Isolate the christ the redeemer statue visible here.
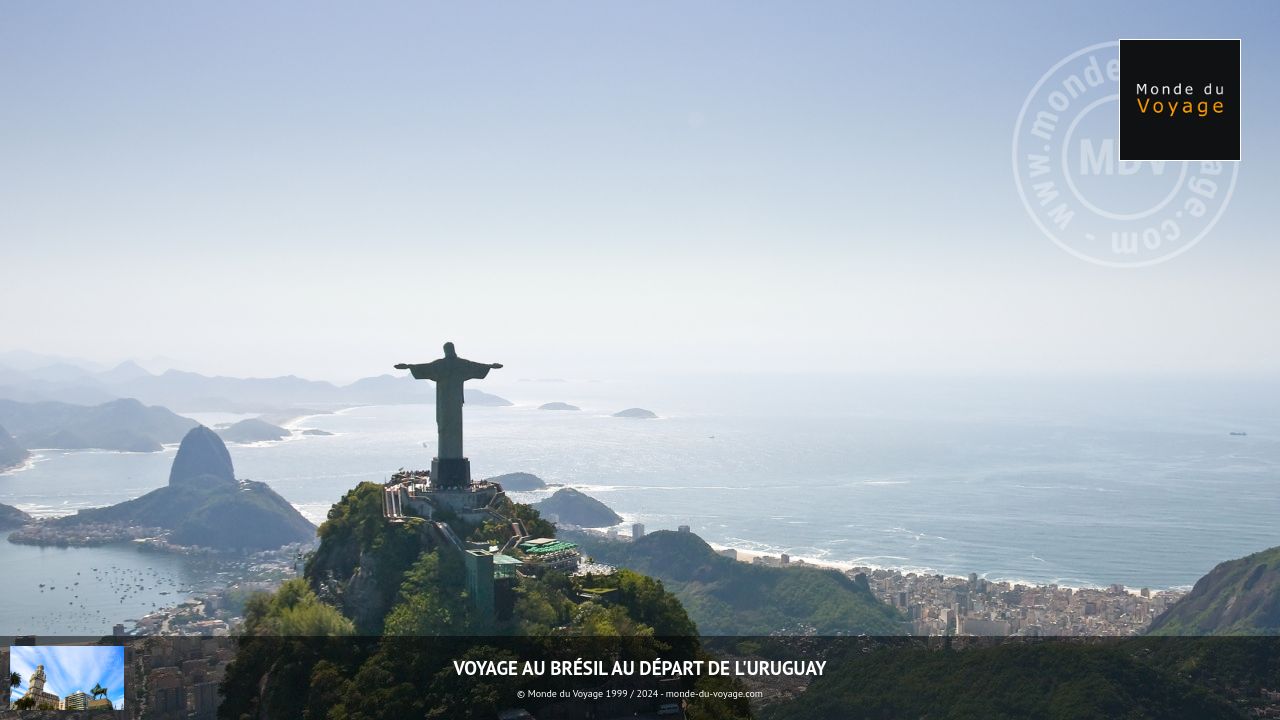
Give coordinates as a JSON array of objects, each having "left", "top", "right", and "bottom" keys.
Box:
[{"left": 395, "top": 342, "right": 502, "bottom": 488}]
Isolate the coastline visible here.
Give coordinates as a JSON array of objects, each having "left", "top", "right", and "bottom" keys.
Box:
[
  {"left": 597, "top": 515, "right": 1193, "bottom": 596},
  {"left": 4, "top": 444, "right": 1197, "bottom": 595},
  {"left": 571, "top": 524, "right": 1186, "bottom": 635},
  {"left": 0, "top": 402, "right": 1211, "bottom": 638},
  {"left": 0, "top": 452, "right": 40, "bottom": 476},
  {"left": 263, "top": 403, "right": 376, "bottom": 436},
  {"left": 702, "top": 539, "right": 1189, "bottom": 597}
]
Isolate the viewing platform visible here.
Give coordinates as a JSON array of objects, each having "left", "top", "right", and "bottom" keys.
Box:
[{"left": 382, "top": 468, "right": 507, "bottom": 525}]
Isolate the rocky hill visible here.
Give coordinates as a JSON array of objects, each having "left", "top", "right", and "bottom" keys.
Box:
[
  {"left": 571, "top": 529, "right": 904, "bottom": 635},
  {"left": 217, "top": 480, "right": 737, "bottom": 720},
  {"left": 1148, "top": 544, "right": 1280, "bottom": 635},
  {"left": 488, "top": 471, "right": 547, "bottom": 490},
  {"left": 535, "top": 488, "right": 621, "bottom": 527},
  {"left": 303, "top": 482, "right": 429, "bottom": 633},
  {"left": 0, "top": 502, "right": 31, "bottom": 529},
  {"left": 18, "top": 426, "right": 314, "bottom": 552},
  {"left": 0, "top": 423, "right": 29, "bottom": 470}
]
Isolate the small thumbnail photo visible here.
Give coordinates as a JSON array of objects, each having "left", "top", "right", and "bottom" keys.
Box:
[{"left": 8, "top": 645, "right": 124, "bottom": 711}]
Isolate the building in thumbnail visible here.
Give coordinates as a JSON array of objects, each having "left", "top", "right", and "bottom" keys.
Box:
[
  {"left": 63, "top": 691, "right": 89, "bottom": 710},
  {"left": 18, "top": 665, "right": 62, "bottom": 709}
]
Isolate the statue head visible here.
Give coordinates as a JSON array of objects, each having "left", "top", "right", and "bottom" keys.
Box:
[{"left": 443, "top": 342, "right": 457, "bottom": 358}]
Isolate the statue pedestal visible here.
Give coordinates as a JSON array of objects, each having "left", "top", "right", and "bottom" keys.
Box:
[{"left": 431, "top": 457, "right": 471, "bottom": 489}]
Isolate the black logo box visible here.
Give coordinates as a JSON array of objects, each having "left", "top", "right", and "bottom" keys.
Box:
[{"left": 1119, "top": 39, "right": 1240, "bottom": 161}]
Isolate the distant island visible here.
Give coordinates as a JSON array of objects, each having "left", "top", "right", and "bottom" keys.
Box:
[
  {"left": 0, "top": 502, "right": 31, "bottom": 530},
  {"left": 0, "top": 423, "right": 29, "bottom": 470},
  {"left": 216, "top": 418, "right": 291, "bottom": 443},
  {"left": 539, "top": 401, "right": 581, "bottom": 411},
  {"left": 300, "top": 428, "right": 334, "bottom": 436},
  {"left": 535, "top": 487, "right": 622, "bottom": 527},
  {"left": 0, "top": 397, "right": 195, "bottom": 452},
  {"left": 613, "top": 407, "right": 658, "bottom": 419},
  {"left": 8, "top": 426, "right": 315, "bottom": 552},
  {"left": 488, "top": 471, "right": 547, "bottom": 490}
]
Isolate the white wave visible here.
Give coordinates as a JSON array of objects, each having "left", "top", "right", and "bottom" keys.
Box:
[
  {"left": 561, "top": 483, "right": 746, "bottom": 493},
  {"left": 0, "top": 452, "right": 44, "bottom": 475},
  {"left": 13, "top": 502, "right": 96, "bottom": 518}
]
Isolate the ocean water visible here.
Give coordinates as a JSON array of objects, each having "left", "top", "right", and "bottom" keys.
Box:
[
  {"left": 0, "top": 530, "right": 232, "bottom": 636},
  {"left": 1, "top": 373, "right": 1278, "bottom": 633}
]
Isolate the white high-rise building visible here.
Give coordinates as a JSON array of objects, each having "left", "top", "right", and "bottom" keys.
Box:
[{"left": 63, "top": 692, "right": 90, "bottom": 710}]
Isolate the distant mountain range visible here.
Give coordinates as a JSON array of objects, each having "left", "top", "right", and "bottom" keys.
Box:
[
  {"left": 0, "top": 398, "right": 197, "bottom": 452},
  {"left": 0, "top": 353, "right": 513, "bottom": 452},
  {"left": 0, "top": 353, "right": 511, "bottom": 412},
  {"left": 15, "top": 426, "right": 315, "bottom": 552}
]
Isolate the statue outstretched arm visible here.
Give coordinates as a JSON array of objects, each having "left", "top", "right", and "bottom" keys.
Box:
[{"left": 395, "top": 362, "right": 438, "bottom": 380}]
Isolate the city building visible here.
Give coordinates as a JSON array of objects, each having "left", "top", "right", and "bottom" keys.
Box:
[
  {"left": 63, "top": 691, "right": 89, "bottom": 710},
  {"left": 18, "top": 665, "right": 62, "bottom": 710},
  {"left": 518, "top": 538, "right": 582, "bottom": 574},
  {"left": 859, "top": 566, "right": 1185, "bottom": 637}
]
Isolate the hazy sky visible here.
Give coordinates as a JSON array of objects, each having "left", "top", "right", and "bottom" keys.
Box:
[{"left": 2, "top": 2, "right": 1277, "bottom": 382}]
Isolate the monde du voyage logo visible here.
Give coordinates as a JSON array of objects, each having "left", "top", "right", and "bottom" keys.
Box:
[{"left": 1013, "top": 40, "right": 1240, "bottom": 267}]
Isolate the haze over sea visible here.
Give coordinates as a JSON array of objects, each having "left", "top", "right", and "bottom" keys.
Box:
[{"left": 2, "top": 373, "right": 1278, "bottom": 635}]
